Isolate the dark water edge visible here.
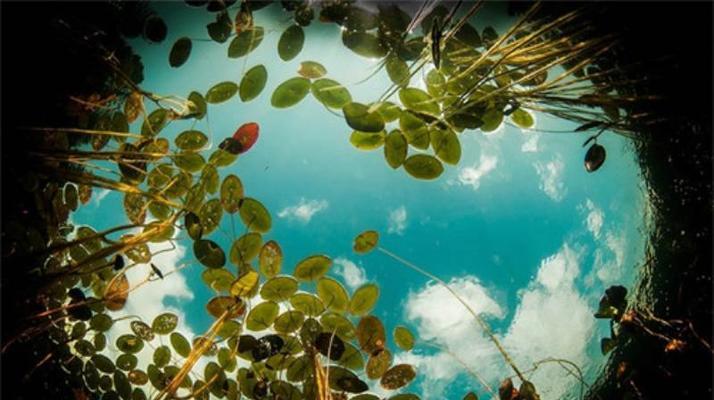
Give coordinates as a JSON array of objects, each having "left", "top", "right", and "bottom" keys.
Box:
[{"left": 1, "top": 2, "right": 712, "bottom": 400}]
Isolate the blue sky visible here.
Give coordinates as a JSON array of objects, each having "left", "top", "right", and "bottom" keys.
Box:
[{"left": 73, "top": 3, "right": 651, "bottom": 399}]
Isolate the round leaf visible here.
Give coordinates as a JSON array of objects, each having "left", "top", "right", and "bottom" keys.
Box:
[
  {"left": 228, "top": 26, "right": 265, "bottom": 58},
  {"left": 239, "top": 197, "right": 271, "bottom": 232},
  {"left": 259, "top": 240, "right": 283, "bottom": 277},
  {"left": 380, "top": 364, "right": 416, "bottom": 390},
  {"left": 274, "top": 310, "right": 305, "bottom": 333},
  {"left": 220, "top": 174, "right": 244, "bottom": 213},
  {"left": 293, "top": 255, "right": 332, "bottom": 281},
  {"left": 260, "top": 276, "right": 298, "bottom": 302},
  {"left": 170, "top": 332, "right": 191, "bottom": 357},
  {"left": 207, "top": 296, "right": 246, "bottom": 319},
  {"left": 246, "top": 301, "right": 280, "bottom": 331},
  {"left": 511, "top": 108, "right": 534, "bottom": 129},
  {"left": 230, "top": 270, "right": 260, "bottom": 297},
  {"left": 316, "top": 277, "right": 349, "bottom": 312},
  {"left": 298, "top": 61, "right": 327, "bottom": 79},
  {"left": 384, "top": 129, "right": 408, "bottom": 168},
  {"left": 399, "top": 87, "right": 440, "bottom": 116},
  {"left": 350, "top": 130, "right": 386, "bottom": 150},
  {"left": 429, "top": 128, "right": 461, "bottom": 165},
  {"left": 194, "top": 239, "right": 226, "bottom": 268},
  {"left": 357, "top": 316, "right": 385, "bottom": 354},
  {"left": 353, "top": 230, "right": 379, "bottom": 253},
  {"left": 230, "top": 232, "right": 263, "bottom": 264},
  {"left": 175, "top": 130, "right": 208, "bottom": 150},
  {"left": 350, "top": 284, "right": 379, "bottom": 315},
  {"left": 152, "top": 312, "right": 178, "bottom": 335},
  {"left": 290, "top": 293, "right": 325, "bottom": 316}
]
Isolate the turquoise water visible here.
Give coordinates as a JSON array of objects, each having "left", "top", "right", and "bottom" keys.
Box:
[{"left": 73, "top": 3, "right": 650, "bottom": 399}]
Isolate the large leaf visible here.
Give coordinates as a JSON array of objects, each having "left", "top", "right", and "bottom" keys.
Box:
[
  {"left": 298, "top": 61, "right": 327, "bottom": 79},
  {"left": 293, "top": 255, "right": 332, "bottom": 281},
  {"left": 316, "top": 277, "right": 349, "bottom": 312},
  {"left": 239, "top": 197, "right": 271, "bottom": 232},
  {"left": 311, "top": 78, "right": 352, "bottom": 109},
  {"left": 271, "top": 77, "right": 311, "bottom": 108},
  {"left": 228, "top": 26, "right": 265, "bottom": 58},
  {"left": 403, "top": 154, "right": 444, "bottom": 180},
  {"left": 278, "top": 25, "right": 304, "bottom": 61},
  {"left": 239, "top": 65, "right": 268, "bottom": 102},
  {"left": 349, "top": 284, "right": 379, "bottom": 315},
  {"left": 343, "top": 102, "right": 385, "bottom": 132},
  {"left": 429, "top": 128, "right": 461, "bottom": 165},
  {"left": 169, "top": 37, "right": 192, "bottom": 67}
]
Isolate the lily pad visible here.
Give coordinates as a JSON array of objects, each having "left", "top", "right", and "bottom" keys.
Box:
[
  {"left": 399, "top": 87, "right": 440, "bottom": 116},
  {"left": 399, "top": 111, "right": 430, "bottom": 149},
  {"left": 220, "top": 174, "right": 244, "bottom": 213},
  {"left": 353, "top": 230, "right": 379, "bottom": 253},
  {"left": 403, "top": 154, "right": 444, "bottom": 180},
  {"left": 298, "top": 61, "right": 327, "bottom": 79},
  {"left": 311, "top": 78, "right": 352, "bottom": 109},
  {"left": 246, "top": 301, "right": 280, "bottom": 331},
  {"left": 205, "top": 81, "right": 239, "bottom": 104},
  {"left": 349, "top": 283, "right": 379, "bottom": 315},
  {"left": 328, "top": 365, "right": 368, "bottom": 393},
  {"left": 152, "top": 313, "right": 178, "bottom": 335},
  {"left": 350, "top": 130, "right": 386, "bottom": 150},
  {"left": 274, "top": 310, "right": 305, "bottom": 333},
  {"left": 239, "top": 197, "right": 272, "bottom": 232},
  {"left": 384, "top": 129, "right": 408, "bottom": 168},
  {"left": 230, "top": 232, "right": 263, "bottom": 264},
  {"left": 343, "top": 102, "right": 385, "bottom": 132},
  {"left": 239, "top": 65, "right": 268, "bottom": 102},
  {"left": 194, "top": 239, "right": 226, "bottom": 268},
  {"left": 429, "top": 128, "right": 461, "bottom": 165},
  {"left": 357, "top": 316, "right": 385, "bottom": 354},
  {"left": 278, "top": 25, "right": 304, "bottom": 61},
  {"left": 386, "top": 54, "right": 410, "bottom": 87},
  {"left": 511, "top": 108, "right": 534, "bottom": 129},
  {"left": 290, "top": 293, "right": 325, "bottom": 316},
  {"left": 393, "top": 326, "right": 415, "bottom": 351},
  {"left": 170, "top": 332, "right": 191, "bottom": 357},
  {"left": 293, "top": 255, "right": 332, "bottom": 281},
  {"left": 271, "top": 77, "right": 311, "bottom": 108},
  {"left": 260, "top": 276, "right": 298, "bottom": 302},
  {"left": 316, "top": 277, "right": 350, "bottom": 312},
  {"left": 175, "top": 130, "right": 208, "bottom": 150},
  {"left": 380, "top": 364, "right": 416, "bottom": 390},
  {"left": 230, "top": 269, "right": 260, "bottom": 297},
  {"left": 228, "top": 26, "right": 265, "bottom": 58},
  {"left": 169, "top": 37, "right": 192, "bottom": 67},
  {"left": 259, "top": 240, "right": 283, "bottom": 277},
  {"left": 116, "top": 334, "right": 144, "bottom": 354},
  {"left": 207, "top": 296, "right": 245, "bottom": 319}
]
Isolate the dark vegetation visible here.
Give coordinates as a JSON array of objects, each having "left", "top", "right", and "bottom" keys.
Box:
[{"left": 1, "top": 1, "right": 711, "bottom": 399}]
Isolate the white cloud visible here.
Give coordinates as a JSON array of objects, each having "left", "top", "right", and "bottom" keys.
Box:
[
  {"left": 534, "top": 156, "right": 566, "bottom": 201},
  {"left": 456, "top": 154, "right": 498, "bottom": 190},
  {"left": 398, "top": 245, "right": 594, "bottom": 399},
  {"left": 583, "top": 199, "right": 604, "bottom": 239},
  {"left": 277, "top": 198, "right": 328, "bottom": 223},
  {"left": 593, "top": 231, "right": 626, "bottom": 285},
  {"left": 387, "top": 206, "right": 408, "bottom": 235},
  {"left": 333, "top": 257, "right": 367, "bottom": 290},
  {"left": 521, "top": 133, "right": 540, "bottom": 153}
]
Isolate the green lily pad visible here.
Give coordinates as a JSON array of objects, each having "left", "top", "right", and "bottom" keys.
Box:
[
  {"left": 376, "top": 101, "right": 401, "bottom": 122},
  {"left": 290, "top": 293, "right": 325, "bottom": 316},
  {"left": 239, "top": 197, "right": 271, "bottom": 232},
  {"left": 169, "top": 37, "right": 192, "bottom": 67},
  {"left": 187, "top": 91, "right": 207, "bottom": 119},
  {"left": 311, "top": 78, "right": 352, "bottom": 109},
  {"left": 116, "top": 334, "right": 144, "bottom": 354},
  {"left": 393, "top": 326, "right": 415, "bottom": 351},
  {"left": 260, "top": 276, "right": 298, "bottom": 302},
  {"left": 274, "top": 310, "right": 305, "bottom": 333},
  {"left": 205, "top": 81, "right": 239, "bottom": 104},
  {"left": 228, "top": 26, "right": 265, "bottom": 58},
  {"left": 357, "top": 316, "right": 385, "bottom": 354},
  {"left": 350, "top": 130, "right": 386, "bottom": 150},
  {"left": 278, "top": 25, "right": 304, "bottom": 61},
  {"left": 366, "top": 349, "right": 392, "bottom": 379},
  {"left": 403, "top": 154, "right": 444, "bottom": 180},
  {"left": 259, "top": 240, "right": 283, "bottom": 277},
  {"left": 220, "top": 174, "right": 244, "bottom": 213},
  {"left": 386, "top": 54, "right": 410, "bottom": 87},
  {"left": 199, "top": 198, "right": 223, "bottom": 235},
  {"left": 353, "top": 230, "right": 379, "bottom": 253},
  {"left": 384, "top": 130, "right": 408, "bottom": 168},
  {"left": 152, "top": 313, "right": 178, "bottom": 335},
  {"left": 430, "top": 128, "right": 461, "bottom": 165},
  {"left": 298, "top": 61, "right": 327, "bottom": 79},
  {"left": 175, "top": 130, "right": 208, "bottom": 150},
  {"left": 170, "top": 332, "right": 191, "bottom": 357},
  {"left": 316, "top": 277, "right": 350, "bottom": 312},
  {"left": 246, "top": 301, "right": 280, "bottom": 331},
  {"left": 201, "top": 268, "right": 235, "bottom": 292},
  {"left": 399, "top": 87, "right": 440, "bottom": 116},
  {"left": 511, "top": 108, "right": 534, "bottom": 129},
  {"left": 116, "top": 353, "right": 138, "bottom": 371},
  {"left": 349, "top": 283, "right": 379, "bottom": 315},
  {"left": 293, "top": 255, "right": 332, "bottom": 281},
  {"left": 271, "top": 77, "right": 311, "bottom": 108},
  {"left": 239, "top": 65, "right": 268, "bottom": 102},
  {"left": 174, "top": 151, "right": 206, "bottom": 173},
  {"left": 230, "top": 232, "right": 263, "bottom": 264},
  {"left": 399, "top": 111, "right": 430, "bottom": 149},
  {"left": 194, "top": 239, "right": 226, "bottom": 268},
  {"left": 343, "top": 102, "right": 385, "bottom": 133},
  {"left": 321, "top": 312, "right": 356, "bottom": 340}
]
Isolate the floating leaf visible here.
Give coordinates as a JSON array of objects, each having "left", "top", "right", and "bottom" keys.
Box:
[
  {"left": 246, "top": 301, "right": 280, "bottom": 331},
  {"left": 274, "top": 310, "right": 305, "bottom": 333},
  {"left": 293, "top": 255, "right": 332, "bottom": 281},
  {"left": 328, "top": 365, "right": 368, "bottom": 393},
  {"left": 169, "top": 37, "right": 192, "bottom": 67},
  {"left": 220, "top": 175, "right": 244, "bottom": 213},
  {"left": 252, "top": 334, "right": 284, "bottom": 361},
  {"left": 228, "top": 26, "right": 265, "bottom": 58},
  {"left": 116, "top": 334, "right": 144, "bottom": 354},
  {"left": 350, "top": 130, "right": 386, "bottom": 150},
  {"left": 271, "top": 77, "right": 311, "bottom": 108},
  {"left": 430, "top": 128, "right": 461, "bottom": 165},
  {"left": 259, "top": 240, "right": 283, "bottom": 277},
  {"left": 353, "top": 230, "right": 379, "bottom": 254},
  {"left": 171, "top": 332, "right": 191, "bottom": 357},
  {"left": 207, "top": 11, "right": 232, "bottom": 43},
  {"left": 187, "top": 91, "right": 207, "bottom": 119},
  {"left": 350, "top": 284, "right": 379, "bottom": 315},
  {"left": 207, "top": 296, "right": 246, "bottom": 319},
  {"left": 278, "top": 25, "right": 305, "bottom": 61},
  {"left": 380, "top": 364, "right": 416, "bottom": 390},
  {"left": 230, "top": 233, "right": 263, "bottom": 264},
  {"left": 175, "top": 130, "right": 208, "bottom": 150},
  {"left": 403, "top": 154, "right": 443, "bottom": 180},
  {"left": 511, "top": 108, "right": 534, "bottom": 129},
  {"left": 105, "top": 273, "right": 129, "bottom": 311},
  {"left": 239, "top": 197, "right": 272, "bottom": 232},
  {"left": 386, "top": 54, "right": 410, "bottom": 87},
  {"left": 384, "top": 129, "right": 408, "bottom": 169},
  {"left": 90, "top": 314, "right": 113, "bottom": 332},
  {"left": 317, "top": 277, "right": 350, "bottom": 312},
  {"left": 202, "top": 268, "right": 235, "bottom": 292},
  {"left": 141, "top": 108, "right": 172, "bottom": 137},
  {"left": 343, "top": 102, "right": 385, "bottom": 132},
  {"left": 290, "top": 293, "right": 325, "bottom": 316},
  {"left": 393, "top": 326, "right": 415, "bottom": 350},
  {"left": 131, "top": 321, "right": 155, "bottom": 341},
  {"left": 376, "top": 101, "right": 401, "bottom": 122},
  {"left": 230, "top": 270, "right": 259, "bottom": 297},
  {"left": 321, "top": 312, "right": 356, "bottom": 340},
  {"left": 339, "top": 342, "right": 365, "bottom": 370},
  {"left": 311, "top": 78, "right": 352, "bottom": 109},
  {"left": 239, "top": 65, "right": 268, "bottom": 102},
  {"left": 231, "top": 122, "right": 260, "bottom": 153},
  {"left": 152, "top": 313, "right": 178, "bottom": 335},
  {"left": 194, "top": 239, "right": 226, "bottom": 268},
  {"left": 356, "top": 316, "right": 385, "bottom": 354},
  {"left": 585, "top": 143, "right": 606, "bottom": 172},
  {"left": 260, "top": 276, "right": 298, "bottom": 302},
  {"left": 342, "top": 31, "right": 388, "bottom": 58},
  {"left": 206, "top": 81, "right": 239, "bottom": 104},
  {"left": 174, "top": 151, "right": 206, "bottom": 173},
  {"left": 425, "top": 69, "right": 446, "bottom": 97},
  {"left": 298, "top": 61, "right": 327, "bottom": 79},
  {"left": 315, "top": 332, "right": 345, "bottom": 360},
  {"left": 199, "top": 198, "right": 223, "bottom": 234},
  {"left": 399, "top": 87, "right": 440, "bottom": 116},
  {"left": 116, "top": 353, "right": 137, "bottom": 371},
  {"left": 399, "top": 111, "right": 430, "bottom": 149},
  {"left": 366, "top": 349, "right": 392, "bottom": 379},
  {"left": 480, "top": 107, "right": 503, "bottom": 132}
]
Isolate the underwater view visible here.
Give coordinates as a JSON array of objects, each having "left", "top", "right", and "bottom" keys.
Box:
[{"left": 1, "top": 1, "right": 711, "bottom": 400}]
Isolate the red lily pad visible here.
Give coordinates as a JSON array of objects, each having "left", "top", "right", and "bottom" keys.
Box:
[{"left": 232, "top": 122, "right": 260, "bottom": 154}]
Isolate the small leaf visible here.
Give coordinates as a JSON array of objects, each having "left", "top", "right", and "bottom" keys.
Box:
[
  {"left": 194, "top": 239, "right": 226, "bottom": 268},
  {"left": 403, "top": 154, "right": 444, "bottom": 180},
  {"left": 239, "top": 65, "right": 268, "bottom": 102},
  {"left": 230, "top": 270, "right": 260, "bottom": 297},
  {"left": 393, "top": 326, "right": 415, "bottom": 350},
  {"left": 429, "top": 128, "right": 461, "bottom": 165},
  {"left": 399, "top": 87, "right": 440, "bottom": 116},
  {"left": 349, "top": 284, "right": 379, "bottom": 316},
  {"left": 259, "top": 240, "right": 283, "bottom": 278},
  {"left": 584, "top": 143, "right": 606, "bottom": 172},
  {"left": 220, "top": 175, "right": 244, "bottom": 213},
  {"left": 206, "top": 81, "right": 239, "bottom": 104},
  {"left": 152, "top": 313, "right": 178, "bottom": 335},
  {"left": 290, "top": 293, "right": 325, "bottom": 316},
  {"left": 171, "top": 332, "right": 191, "bottom": 357},
  {"left": 278, "top": 25, "right": 305, "bottom": 61},
  {"left": 187, "top": 91, "right": 207, "bottom": 119},
  {"left": 230, "top": 232, "right": 263, "bottom": 264},
  {"left": 386, "top": 54, "right": 410, "bottom": 87},
  {"left": 298, "top": 61, "right": 327, "bottom": 79},
  {"left": 356, "top": 316, "right": 385, "bottom": 354},
  {"left": 384, "top": 130, "right": 408, "bottom": 168},
  {"left": 228, "top": 26, "right": 265, "bottom": 58},
  {"left": 366, "top": 349, "right": 392, "bottom": 379},
  {"left": 207, "top": 296, "right": 246, "bottom": 319},
  {"left": 260, "top": 276, "right": 298, "bottom": 302},
  {"left": 246, "top": 301, "right": 280, "bottom": 331},
  {"left": 353, "top": 230, "right": 379, "bottom": 254},
  {"left": 350, "top": 130, "right": 386, "bottom": 150},
  {"left": 169, "top": 37, "right": 192, "bottom": 67},
  {"left": 105, "top": 273, "right": 129, "bottom": 311},
  {"left": 271, "top": 77, "right": 311, "bottom": 108},
  {"left": 175, "top": 130, "right": 208, "bottom": 150},
  {"left": 343, "top": 102, "right": 385, "bottom": 133},
  {"left": 311, "top": 78, "right": 352, "bottom": 109},
  {"left": 239, "top": 197, "right": 272, "bottom": 232},
  {"left": 293, "top": 255, "right": 332, "bottom": 281},
  {"left": 511, "top": 108, "right": 534, "bottom": 129},
  {"left": 380, "top": 364, "right": 416, "bottom": 390},
  {"left": 342, "top": 31, "right": 388, "bottom": 58},
  {"left": 316, "top": 277, "right": 350, "bottom": 312}
]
